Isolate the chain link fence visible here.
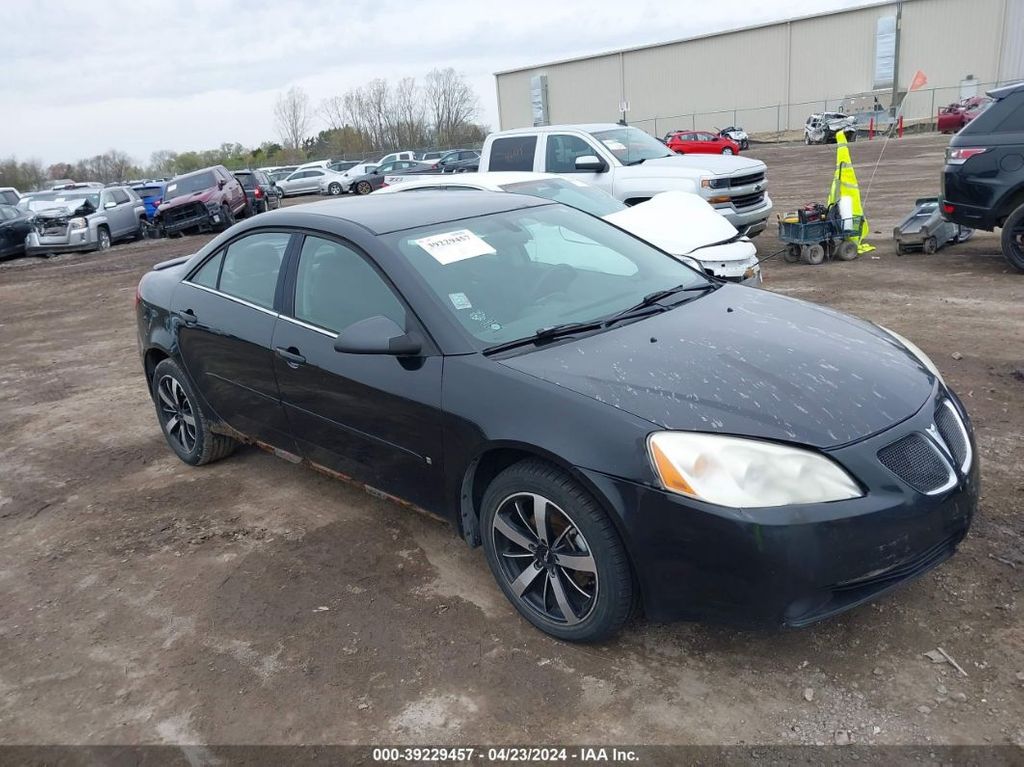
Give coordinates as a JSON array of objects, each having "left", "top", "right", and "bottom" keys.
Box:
[{"left": 627, "top": 79, "right": 1015, "bottom": 142}]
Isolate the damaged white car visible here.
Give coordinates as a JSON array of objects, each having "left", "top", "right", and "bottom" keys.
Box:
[
  {"left": 804, "top": 112, "right": 858, "bottom": 145},
  {"left": 23, "top": 187, "right": 146, "bottom": 256},
  {"left": 374, "top": 172, "right": 761, "bottom": 285}
]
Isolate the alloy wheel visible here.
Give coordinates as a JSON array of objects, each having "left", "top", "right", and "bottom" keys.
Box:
[
  {"left": 490, "top": 492, "right": 598, "bottom": 626},
  {"left": 98, "top": 228, "right": 111, "bottom": 250},
  {"left": 357, "top": 181, "right": 372, "bottom": 195},
  {"left": 157, "top": 375, "right": 197, "bottom": 453},
  {"left": 329, "top": 182, "right": 342, "bottom": 195}
]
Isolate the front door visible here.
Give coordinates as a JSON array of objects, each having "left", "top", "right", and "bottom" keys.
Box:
[
  {"left": 543, "top": 133, "right": 605, "bottom": 187},
  {"left": 172, "top": 230, "right": 296, "bottom": 450},
  {"left": 272, "top": 234, "right": 444, "bottom": 512}
]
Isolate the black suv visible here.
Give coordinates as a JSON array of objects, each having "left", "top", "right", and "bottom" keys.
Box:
[
  {"left": 942, "top": 81, "right": 1024, "bottom": 271},
  {"left": 234, "top": 170, "right": 282, "bottom": 214}
]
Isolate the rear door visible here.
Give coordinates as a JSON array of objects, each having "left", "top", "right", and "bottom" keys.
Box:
[
  {"left": 171, "top": 230, "right": 296, "bottom": 450},
  {"left": 272, "top": 233, "right": 444, "bottom": 511}
]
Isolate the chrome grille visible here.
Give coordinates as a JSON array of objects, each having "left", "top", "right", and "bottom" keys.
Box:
[
  {"left": 729, "top": 171, "right": 765, "bottom": 188},
  {"left": 877, "top": 433, "right": 954, "bottom": 494},
  {"left": 935, "top": 401, "right": 970, "bottom": 472},
  {"left": 730, "top": 191, "right": 766, "bottom": 209}
]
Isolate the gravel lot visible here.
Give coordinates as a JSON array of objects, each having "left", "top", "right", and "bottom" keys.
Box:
[{"left": 1, "top": 133, "right": 1022, "bottom": 748}]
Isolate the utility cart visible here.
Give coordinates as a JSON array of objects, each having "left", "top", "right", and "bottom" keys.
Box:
[{"left": 779, "top": 207, "right": 862, "bottom": 265}]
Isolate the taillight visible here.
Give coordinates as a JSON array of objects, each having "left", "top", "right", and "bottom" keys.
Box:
[
  {"left": 946, "top": 147, "right": 987, "bottom": 165},
  {"left": 254, "top": 187, "right": 263, "bottom": 198},
  {"left": 134, "top": 282, "right": 143, "bottom": 309},
  {"left": 154, "top": 198, "right": 162, "bottom": 206},
  {"left": 943, "top": 203, "right": 955, "bottom": 214}
]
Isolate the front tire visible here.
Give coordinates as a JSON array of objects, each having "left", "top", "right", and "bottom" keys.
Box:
[
  {"left": 328, "top": 182, "right": 342, "bottom": 196},
  {"left": 480, "top": 459, "right": 636, "bottom": 642},
  {"left": 220, "top": 203, "right": 235, "bottom": 230},
  {"left": 97, "top": 226, "right": 111, "bottom": 251},
  {"left": 722, "top": 147, "right": 734, "bottom": 155},
  {"left": 1000, "top": 203, "right": 1024, "bottom": 273},
  {"left": 355, "top": 180, "right": 373, "bottom": 196},
  {"left": 151, "top": 358, "right": 237, "bottom": 466}
]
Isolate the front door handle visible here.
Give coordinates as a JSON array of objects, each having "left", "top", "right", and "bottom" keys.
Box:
[
  {"left": 275, "top": 346, "right": 306, "bottom": 367},
  {"left": 177, "top": 309, "right": 198, "bottom": 325}
]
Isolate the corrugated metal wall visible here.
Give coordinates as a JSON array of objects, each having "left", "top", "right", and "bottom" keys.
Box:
[{"left": 495, "top": 0, "right": 1012, "bottom": 133}]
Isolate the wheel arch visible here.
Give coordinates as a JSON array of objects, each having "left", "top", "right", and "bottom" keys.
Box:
[
  {"left": 995, "top": 186, "right": 1024, "bottom": 226},
  {"left": 456, "top": 441, "right": 627, "bottom": 551}
]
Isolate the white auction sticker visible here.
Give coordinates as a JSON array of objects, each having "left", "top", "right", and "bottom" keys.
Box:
[
  {"left": 415, "top": 229, "right": 495, "bottom": 265},
  {"left": 448, "top": 292, "right": 472, "bottom": 310}
]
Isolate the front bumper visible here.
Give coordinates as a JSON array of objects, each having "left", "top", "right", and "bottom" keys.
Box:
[
  {"left": 159, "top": 204, "right": 222, "bottom": 235},
  {"left": 691, "top": 241, "right": 761, "bottom": 285},
  {"left": 581, "top": 390, "right": 978, "bottom": 627},
  {"left": 25, "top": 228, "right": 97, "bottom": 254},
  {"left": 715, "top": 193, "right": 772, "bottom": 237}
]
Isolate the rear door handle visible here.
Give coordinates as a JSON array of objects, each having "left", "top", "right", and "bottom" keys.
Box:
[
  {"left": 275, "top": 346, "right": 306, "bottom": 366},
  {"left": 177, "top": 309, "right": 198, "bottom": 325}
]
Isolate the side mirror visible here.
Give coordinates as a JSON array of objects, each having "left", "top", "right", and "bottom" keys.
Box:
[
  {"left": 333, "top": 315, "right": 422, "bottom": 356},
  {"left": 574, "top": 155, "right": 607, "bottom": 172},
  {"left": 218, "top": 179, "right": 226, "bottom": 189},
  {"left": 104, "top": 200, "right": 117, "bottom": 209}
]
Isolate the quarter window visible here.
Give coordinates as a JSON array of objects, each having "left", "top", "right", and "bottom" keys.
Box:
[
  {"left": 293, "top": 236, "right": 405, "bottom": 333},
  {"left": 191, "top": 251, "right": 223, "bottom": 289},
  {"left": 217, "top": 232, "right": 290, "bottom": 309}
]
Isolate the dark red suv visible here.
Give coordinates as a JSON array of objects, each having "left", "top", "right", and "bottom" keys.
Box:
[{"left": 155, "top": 165, "right": 248, "bottom": 236}]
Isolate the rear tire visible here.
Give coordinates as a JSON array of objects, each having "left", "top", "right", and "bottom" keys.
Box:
[
  {"left": 480, "top": 459, "right": 636, "bottom": 642},
  {"left": 1000, "top": 203, "right": 1024, "bottom": 272},
  {"left": 923, "top": 236, "right": 938, "bottom": 255},
  {"left": 722, "top": 147, "right": 734, "bottom": 155},
  {"left": 328, "top": 182, "right": 342, "bottom": 196},
  {"left": 151, "top": 358, "right": 237, "bottom": 466},
  {"left": 837, "top": 240, "right": 858, "bottom": 261},
  {"left": 355, "top": 180, "right": 372, "bottom": 195}
]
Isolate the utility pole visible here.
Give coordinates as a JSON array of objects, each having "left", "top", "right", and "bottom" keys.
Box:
[{"left": 890, "top": 2, "right": 903, "bottom": 113}]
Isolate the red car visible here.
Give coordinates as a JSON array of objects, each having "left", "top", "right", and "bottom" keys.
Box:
[
  {"left": 664, "top": 130, "right": 741, "bottom": 155},
  {"left": 937, "top": 96, "right": 992, "bottom": 134}
]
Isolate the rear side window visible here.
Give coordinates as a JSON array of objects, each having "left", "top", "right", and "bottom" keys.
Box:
[
  {"left": 236, "top": 174, "right": 256, "bottom": 189},
  {"left": 216, "top": 232, "right": 291, "bottom": 309},
  {"left": 992, "top": 101, "right": 1024, "bottom": 132},
  {"left": 963, "top": 93, "right": 1024, "bottom": 135},
  {"left": 0, "top": 190, "right": 19, "bottom": 205},
  {"left": 489, "top": 136, "right": 536, "bottom": 171}
]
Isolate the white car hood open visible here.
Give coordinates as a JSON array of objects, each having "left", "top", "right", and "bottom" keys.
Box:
[{"left": 605, "top": 191, "right": 753, "bottom": 261}]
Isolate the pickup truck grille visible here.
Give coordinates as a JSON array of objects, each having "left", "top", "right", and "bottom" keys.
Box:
[
  {"left": 730, "top": 191, "right": 766, "bottom": 209},
  {"left": 161, "top": 202, "right": 208, "bottom": 227},
  {"left": 728, "top": 171, "right": 765, "bottom": 188}
]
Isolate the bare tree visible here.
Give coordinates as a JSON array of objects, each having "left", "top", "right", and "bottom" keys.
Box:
[
  {"left": 319, "top": 95, "right": 347, "bottom": 132},
  {"left": 274, "top": 86, "right": 313, "bottom": 150},
  {"left": 424, "top": 68, "right": 479, "bottom": 147},
  {"left": 391, "top": 77, "right": 429, "bottom": 148}
]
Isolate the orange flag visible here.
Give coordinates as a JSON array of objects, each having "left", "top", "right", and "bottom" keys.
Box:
[{"left": 909, "top": 70, "right": 928, "bottom": 91}]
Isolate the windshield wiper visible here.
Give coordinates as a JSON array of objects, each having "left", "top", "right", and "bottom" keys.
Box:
[
  {"left": 482, "top": 320, "right": 605, "bottom": 356},
  {"left": 625, "top": 158, "right": 649, "bottom": 166},
  {"left": 689, "top": 232, "right": 746, "bottom": 252},
  {"left": 606, "top": 282, "right": 718, "bottom": 321}
]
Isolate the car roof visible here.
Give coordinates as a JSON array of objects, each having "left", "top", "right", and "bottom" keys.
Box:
[
  {"left": 380, "top": 171, "right": 557, "bottom": 192},
  {"left": 988, "top": 80, "right": 1024, "bottom": 99},
  {"left": 269, "top": 190, "right": 549, "bottom": 235},
  {"left": 490, "top": 123, "right": 625, "bottom": 136}
]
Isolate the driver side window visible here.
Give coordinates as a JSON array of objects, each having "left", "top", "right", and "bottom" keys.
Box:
[
  {"left": 293, "top": 236, "right": 406, "bottom": 333},
  {"left": 545, "top": 134, "right": 594, "bottom": 173}
]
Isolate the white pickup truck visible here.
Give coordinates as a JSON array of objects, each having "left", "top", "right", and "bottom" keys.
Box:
[{"left": 477, "top": 123, "right": 772, "bottom": 236}]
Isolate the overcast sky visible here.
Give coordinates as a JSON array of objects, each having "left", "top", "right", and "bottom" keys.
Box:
[{"left": 2, "top": 0, "right": 866, "bottom": 166}]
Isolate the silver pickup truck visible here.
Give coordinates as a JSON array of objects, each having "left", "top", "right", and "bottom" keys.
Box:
[
  {"left": 24, "top": 186, "right": 147, "bottom": 255},
  {"left": 478, "top": 123, "right": 772, "bottom": 236}
]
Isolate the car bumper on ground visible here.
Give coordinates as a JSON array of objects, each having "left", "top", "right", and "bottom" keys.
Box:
[
  {"left": 580, "top": 390, "right": 978, "bottom": 627},
  {"left": 25, "top": 229, "right": 98, "bottom": 254},
  {"left": 159, "top": 205, "right": 223, "bottom": 235}
]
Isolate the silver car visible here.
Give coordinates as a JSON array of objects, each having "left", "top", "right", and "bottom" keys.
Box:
[
  {"left": 276, "top": 167, "right": 328, "bottom": 197},
  {"left": 318, "top": 162, "right": 378, "bottom": 195},
  {"left": 24, "top": 186, "right": 146, "bottom": 255}
]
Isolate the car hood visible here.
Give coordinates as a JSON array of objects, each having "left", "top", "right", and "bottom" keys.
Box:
[
  {"left": 30, "top": 199, "right": 95, "bottom": 218},
  {"left": 158, "top": 190, "right": 216, "bottom": 211},
  {"left": 633, "top": 154, "right": 764, "bottom": 177},
  {"left": 604, "top": 191, "right": 740, "bottom": 256},
  {"left": 498, "top": 286, "right": 934, "bottom": 448}
]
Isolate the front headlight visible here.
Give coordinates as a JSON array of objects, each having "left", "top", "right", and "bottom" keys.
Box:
[
  {"left": 69, "top": 217, "right": 87, "bottom": 230},
  {"left": 700, "top": 177, "right": 728, "bottom": 189},
  {"left": 647, "top": 432, "right": 862, "bottom": 508},
  {"left": 877, "top": 325, "right": 944, "bottom": 386}
]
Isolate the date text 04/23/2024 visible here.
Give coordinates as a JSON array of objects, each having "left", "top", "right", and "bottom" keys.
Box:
[{"left": 371, "top": 747, "right": 640, "bottom": 762}]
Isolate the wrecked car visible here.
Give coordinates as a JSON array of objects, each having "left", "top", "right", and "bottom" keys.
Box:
[
  {"left": 136, "top": 191, "right": 976, "bottom": 642},
  {"left": 154, "top": 166, "right": 248, "bottom": 236},
  {"left": 805, "top": 112, "right": 858, "bottom": 144},
  {"left": 24, "top": 187, "right": 146, "bottom": 256}
]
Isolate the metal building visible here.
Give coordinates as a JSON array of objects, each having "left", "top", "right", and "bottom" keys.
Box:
[{"left": 495, "top": 0, "right": 1024, "bottom": 137}]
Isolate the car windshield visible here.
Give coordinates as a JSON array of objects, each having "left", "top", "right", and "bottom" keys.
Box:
[
  {"left": 500, "top": 178, "right": 626, "bottom": 218},
  {"left": 589, "top": 127, "right": 673, "bottom": 164},
  {"left": 386, "top": 203, "right": 709, "bottom": 348},
  {"left": 164, "top": 172, "right": 216, "bottom": 201}
]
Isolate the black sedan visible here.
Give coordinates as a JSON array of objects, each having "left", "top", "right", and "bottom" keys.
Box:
[
  {"left": 0, "top": 204, "right": 34, "bottom": 259},
  {"left": 136, "top": 193, "right": 977, "bottom": 641}
]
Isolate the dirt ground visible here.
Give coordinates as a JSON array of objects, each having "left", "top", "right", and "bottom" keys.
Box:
[{"left": 1, "top": 133, "right": 1022, "bottom": 749}]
